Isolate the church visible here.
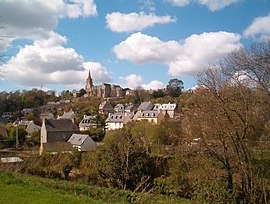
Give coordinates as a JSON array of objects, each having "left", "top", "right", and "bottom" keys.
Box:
[{"left": 84, "top": 70, "right": 128, "bottom": 98}]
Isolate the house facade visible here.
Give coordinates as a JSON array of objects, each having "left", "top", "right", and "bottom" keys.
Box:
[
  {"left": 40, "top": 118, "right": 79, "bottom": 154},
  {"left": 136, "top": 110, "right": 165, "bottom": 124},
  {"left": 105, "top": 112, "right": 131, "bottom": 131},
  {"left": 79, "top": 115, "right": 97, "bottom": 131}
]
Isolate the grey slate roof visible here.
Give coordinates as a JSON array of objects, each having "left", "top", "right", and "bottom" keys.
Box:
[
  {"left": 68, "top": 134, "right": 90, "bottom": 146},
  {"left": 137, "top": 102, "right": 154, "bottom": 111},
  {"left": 105, "top": 113, "right": 126, "bottom": 123},
  {"left": 45, "top": 119, "right": 79, "bottom": 132}
]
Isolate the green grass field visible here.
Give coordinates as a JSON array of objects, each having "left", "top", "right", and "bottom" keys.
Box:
[
  {"left": 0, "top": 172, "right": 191, "bottom": 204},
  {"left": 0, "top": 173, "right": 104, "bottom": 204}
]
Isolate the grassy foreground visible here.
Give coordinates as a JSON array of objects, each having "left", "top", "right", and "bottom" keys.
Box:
[{"left": 0, "top": 172, "right": 191, "bottom": 204}]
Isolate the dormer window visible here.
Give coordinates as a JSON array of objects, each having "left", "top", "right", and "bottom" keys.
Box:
[{"left": 152, "top": 113, "right": 155, "bottom": 116}]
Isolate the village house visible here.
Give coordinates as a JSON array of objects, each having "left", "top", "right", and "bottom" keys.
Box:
[
  {"left": 99, "top": 101, "right": 114, "bottom": 114},
  {"left": 17, "top": 120, "right": 41, "bottom": 135},
  {"left": 79, "top": 115, "right": 97, "bottom": 131},
  {"left": 40, "top": 112, "right": 54, "bottom": 120},
  {"left": 40, "top": 118, "right": 79, "bottom": 154},
  {"left": 57, "top": 110, "right": 76, "bottom": 123},
  {"left": 114, "top": 103, "right": 125, "bottom": 113},
  {"left": 22, "top": 108, "right": 34, "bottom": 115},
  {"left": 160, "top": 103, "right": 177, "bottom": 118},
  {"left": 136, "top": 110, "right": 165, "bottom": 124},
  {"left": 105, "top": 112, "right": 132, "bottom": 131},
  {"left": 68, "top": 134, "right": 96, "bottom": 151},
  {"left": 2, "top": 112, "right": 13, "bottom": 118}
]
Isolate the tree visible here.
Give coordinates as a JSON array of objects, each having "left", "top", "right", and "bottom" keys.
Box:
[
  {"left": 184, "top": 41, "right": 270, "bottom": 202},
  {"left": 98, "top": 124, "right": 154, "bottom": 190},
  {"left": 166, "top": 78, "right": 184, "bottom": 97}
]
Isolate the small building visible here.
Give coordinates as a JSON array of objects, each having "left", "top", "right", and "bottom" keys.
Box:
[
  {"left": 160, "top": 103, "right": 177, "bottom": 118},
  {"left": 17, "top": 120, "right": 41, "bottom": 135},
  {"left": 124, "top": 103, "right": 137, "bottom": 113},
  {"left": 40, "top": 112, "right": 54, "bottom": 120},
  {"left": 40, "top": 118, "right": 79, "bottom": 154},
  {"left": 136, "top": 110, "right": 164, "bottom": 124},
  {"left": 68, "top": 134, "right": 96, "bottom": 151},
  {"left": 57, "top": 110, "right": 76, "bottom": 123},
  {"left": 114, "top": 104, "right": 125, "bottom": 113},
  {"left": 2, "top": 112, "right": 13, "bottom": 118},
  {"left": 99, "top": 101, "right": 114, "bottom": 114},
  {"left": 105, "top": 112, "right": 131, "bottom": 131},
  {"left": 79, "top": 115, "right": 97, "bottom": 131},
  {"left": 22, "top": 108, "right": 34, "bottom": 115}
]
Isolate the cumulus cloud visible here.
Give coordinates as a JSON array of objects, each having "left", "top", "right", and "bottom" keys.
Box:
[
  {"left": 243, "top": 14, "right": 270, "bottom": 39},
  {"left": 121, "top": 74, "right": 164, "bottom": 90},
  {"left": 167, "top": 0, "right": 241, "bottom": 11},
  {"left": 83, "top": 62, "right": 112, "bottom": 83},
  {"left": 113, "top": 32, "right": 180, "bottom": 63},
  {"left": 1, "top": 33, "right": 111, "bottom": 87},
  {"left": 0, "top": 0, "right": 97, "bottom": 47},
  {"left": 113, "top": 32, "right": 242, "bottom": 76},
  {"left": 106, "top": 12, "right": 176, "bottom": 32},
  {"left": 121, "top": 74, "right": 144, "bottom": 88},
  {"left": 142, "top": 80, "right": 165, "bottom": 90}
]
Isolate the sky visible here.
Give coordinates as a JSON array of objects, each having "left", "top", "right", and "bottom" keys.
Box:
[{"left": 0, "top": 0, "right": 270, "bottom": 94}]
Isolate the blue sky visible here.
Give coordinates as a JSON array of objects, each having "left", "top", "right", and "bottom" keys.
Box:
[{"left": 0, "top": 0, "right": 270, "bottom": 94}]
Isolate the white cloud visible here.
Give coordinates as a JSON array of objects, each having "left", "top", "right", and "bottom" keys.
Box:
[
  {"left": 168, "top": 32, "right": 242, "bottom": 75},
  {"left": 113, "top": 32, "right": 242, "bottom": 76},
  {"left": 243, "top": 14, "right": 270, "bottom": 38},
  {"left": 121, "top": 74, "right": 144, "bottom": 88},
  {"left": 106, "top": 12, "right": 176, "bottom": 32},
  {"left": 142, "top": 80, "right": 165, "bottom": 90},
  {"left": 167, "top": 0, "right": 190, "bottom": 7},
  {"left": 121, "top": 74, "right": 164, "bottom": 90},
  {"left": 1, "top": 34, "right": 111, "bottom": 87},
  {"left": 113, "top": 32, "right": 180, "bottom": 63},
  {"left": 167, "top": 0, "right": 241, "bottom": 11},
  {"left": 0, "top": 0, "right": 97, "bottom": 48},
  {"left": 83, "top": 62, "right": 112, "bottom": 83}
]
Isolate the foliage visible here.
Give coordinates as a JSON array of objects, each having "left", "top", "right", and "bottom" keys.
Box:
[
  {"left": 98, "top": 127, "right": 155, "bottom": 190},
  {"left": 166, "top": 78, "right": 184, "bottom": 97}
]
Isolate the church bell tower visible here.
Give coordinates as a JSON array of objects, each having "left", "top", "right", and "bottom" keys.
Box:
[{"left": 85, "top": 70, "right": 94, "bottom": 96}]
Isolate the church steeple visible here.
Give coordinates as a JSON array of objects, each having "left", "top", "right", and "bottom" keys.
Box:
[
  {"left": 86, "top": 70, "right": 93, "bottom": 86},
  {"left": 85, "top": 69, "right": 94, "bottom": 96}
]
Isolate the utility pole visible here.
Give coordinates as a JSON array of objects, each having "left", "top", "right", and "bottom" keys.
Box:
[{"left": 16, "top": 118, "right": 19, "bottom": 149}]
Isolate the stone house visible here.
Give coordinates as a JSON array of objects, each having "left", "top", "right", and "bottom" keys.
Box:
[
  {"left": 136, "top": 110, "right": 165, "bottom": 124},
  {"left": 40, "top": 118, "right": 79, "bottom": 154}
]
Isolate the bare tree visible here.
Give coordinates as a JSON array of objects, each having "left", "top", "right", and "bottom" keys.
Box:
[{"left": 185, "top": 41, "right": 270, "bottom": 203}]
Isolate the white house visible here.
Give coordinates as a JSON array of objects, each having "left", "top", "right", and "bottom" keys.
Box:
[
  {"left": 68, "top": 134, "right": 96, "bottom": 151},
  {"left": 114, "top": 104, "right": 125, "bottom": 113},
  {"left": 160, "top": 103, "right": 177, "bottom": 118},
  {"left": 79, "top": 115, "right": 97, "bottom": 131},
  {"left": 105, "top": 112, "right": 131, "bottom": 131}
]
